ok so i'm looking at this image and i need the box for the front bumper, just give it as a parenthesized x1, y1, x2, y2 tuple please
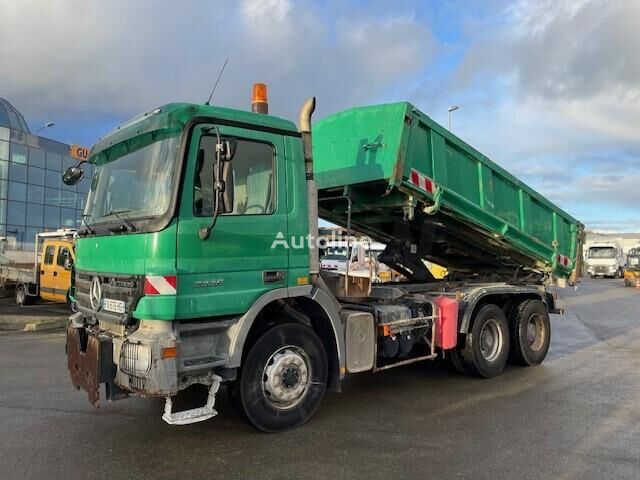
(66, 314, 179, 406)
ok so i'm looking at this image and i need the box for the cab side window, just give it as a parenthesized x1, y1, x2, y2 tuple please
(43, 245, 55, 265)
(57, 247, 70, 268)
(194, 136, 275, 216)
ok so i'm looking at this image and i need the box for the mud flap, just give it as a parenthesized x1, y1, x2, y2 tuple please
(67, 327, 102, 407)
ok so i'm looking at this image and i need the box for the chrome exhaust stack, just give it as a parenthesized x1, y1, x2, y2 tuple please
(299, 97, 319, 283)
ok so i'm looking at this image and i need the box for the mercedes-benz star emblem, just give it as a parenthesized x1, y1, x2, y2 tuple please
(90, 277, 102, 311)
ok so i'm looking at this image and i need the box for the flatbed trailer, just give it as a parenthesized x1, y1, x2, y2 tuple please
(63, 87, 582, 432)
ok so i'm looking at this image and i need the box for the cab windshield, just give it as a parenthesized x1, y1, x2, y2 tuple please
(628, 256, 640, 267)
(588, 247, 616, 259)
(84, 131, 180, 224)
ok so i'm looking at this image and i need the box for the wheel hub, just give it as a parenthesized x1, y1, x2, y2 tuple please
(262, 346, 310, 410)
(479, 319, 503, 362)
(527, 314, 545, 351)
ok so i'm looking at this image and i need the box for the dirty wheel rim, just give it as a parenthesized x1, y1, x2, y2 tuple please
(479, 319, 503, 362)
(526, 313, 546, 352)
(262, 346, 311, 410)
(16, 287, 25, 305)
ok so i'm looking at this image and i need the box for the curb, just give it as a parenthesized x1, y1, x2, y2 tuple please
(23, 318, 68, 332)
(0, 317, 68, 332)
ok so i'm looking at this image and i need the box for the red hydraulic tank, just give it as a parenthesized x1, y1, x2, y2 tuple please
(434, 296, 459, 349)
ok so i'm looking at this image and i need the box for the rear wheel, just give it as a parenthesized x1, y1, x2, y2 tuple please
(234, 323, 327, 432)
(446, 343, 473, 375)
(15, 284, 32, 306)
(465, 304, 510, 378)
(509, 300, 551, 366)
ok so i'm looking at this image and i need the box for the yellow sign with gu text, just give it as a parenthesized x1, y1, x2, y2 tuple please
(69, 144, 90, 161)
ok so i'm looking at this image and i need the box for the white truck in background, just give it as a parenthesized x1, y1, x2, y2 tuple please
(585, 242, 625, 278)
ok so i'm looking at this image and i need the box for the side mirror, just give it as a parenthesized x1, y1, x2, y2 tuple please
(64, 256, 74, 271)
(198, 137, 236, 240)
(62, 165, 84, 185)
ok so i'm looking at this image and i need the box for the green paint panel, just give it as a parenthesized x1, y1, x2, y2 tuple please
(313, 103, 410, 188)
(314, 102, 582, 278)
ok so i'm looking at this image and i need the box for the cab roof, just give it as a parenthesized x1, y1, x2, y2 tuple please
(90, 103, 298, 160)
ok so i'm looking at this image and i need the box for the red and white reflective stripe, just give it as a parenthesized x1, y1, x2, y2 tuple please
(409, 169, 436, 194)
(556, 254, 570, 267)
(144, 275, 177, 295)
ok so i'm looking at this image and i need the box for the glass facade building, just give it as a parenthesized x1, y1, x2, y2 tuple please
(0, 98, 92, 252)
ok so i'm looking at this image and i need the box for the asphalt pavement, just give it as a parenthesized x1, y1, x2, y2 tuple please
(0, 278, 638, 480)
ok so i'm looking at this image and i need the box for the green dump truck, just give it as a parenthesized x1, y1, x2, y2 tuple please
(64, 88, 583, 432)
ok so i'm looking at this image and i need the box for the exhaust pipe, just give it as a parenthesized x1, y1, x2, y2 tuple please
(299, 97, 319, 282)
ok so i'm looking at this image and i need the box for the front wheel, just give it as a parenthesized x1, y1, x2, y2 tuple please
(234, 323, 327, 432)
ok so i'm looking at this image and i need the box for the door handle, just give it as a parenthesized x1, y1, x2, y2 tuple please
(263, 271, 285, 283)
(53, 271, 58, 277)
(40, 270, 45, 275)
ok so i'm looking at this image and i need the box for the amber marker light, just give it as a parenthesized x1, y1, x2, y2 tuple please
(252, 82, 269, 114)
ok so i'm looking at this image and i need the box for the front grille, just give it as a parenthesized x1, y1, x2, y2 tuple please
(594, 266, 608, 274)
(76, 271, 144, 326)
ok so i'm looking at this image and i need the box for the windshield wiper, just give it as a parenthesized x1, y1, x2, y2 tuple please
(80, 214, 95, 236)
(105, 209, 137, 233)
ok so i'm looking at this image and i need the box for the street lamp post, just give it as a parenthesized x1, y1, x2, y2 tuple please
(36, 122, 55, 136)
(447, 105, 459, 131)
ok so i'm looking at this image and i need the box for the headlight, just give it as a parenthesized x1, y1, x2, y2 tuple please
(120, 342, 152, 376)
(609, 266, 617, 271)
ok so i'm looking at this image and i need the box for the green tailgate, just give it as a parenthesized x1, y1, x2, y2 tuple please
(313, 102, 582, 280)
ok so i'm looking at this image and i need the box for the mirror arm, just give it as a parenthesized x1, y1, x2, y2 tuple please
(199, 127, 224, 240)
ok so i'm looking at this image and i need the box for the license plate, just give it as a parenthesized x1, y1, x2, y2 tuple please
(103, 298, 126, 314)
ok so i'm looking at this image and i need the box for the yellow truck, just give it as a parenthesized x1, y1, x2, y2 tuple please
(0, 230, 76, 307)
(624, 248, 640, 287)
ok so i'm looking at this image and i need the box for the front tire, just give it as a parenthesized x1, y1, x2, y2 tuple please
(235, 323, 327, 432)
(509, 300, 551, 366)
(464, 304, 510, 378)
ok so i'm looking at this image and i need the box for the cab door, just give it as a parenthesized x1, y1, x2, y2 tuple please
(176, 123, 289, 319)
(39, 242, 58, 301)
(54, 243, 73, 301)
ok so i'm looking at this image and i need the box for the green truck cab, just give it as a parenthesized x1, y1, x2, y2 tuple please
(65, 91, 582, 431)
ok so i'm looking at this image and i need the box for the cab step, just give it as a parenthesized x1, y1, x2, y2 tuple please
(162, 375, 222, 425)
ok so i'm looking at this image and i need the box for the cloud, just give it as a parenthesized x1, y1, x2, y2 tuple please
(0, 0, 436, 125)
(425, 0, 640, 231)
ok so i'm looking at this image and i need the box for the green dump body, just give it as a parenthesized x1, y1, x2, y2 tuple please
(313, 102, 583, 281)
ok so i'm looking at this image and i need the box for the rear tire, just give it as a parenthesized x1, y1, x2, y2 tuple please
(509, 300, 551, 366)
(235, 323, 327, 432)
(15, 284, 32, 306)
(446, 343, 473, 376)
(464, 304, 510, 378)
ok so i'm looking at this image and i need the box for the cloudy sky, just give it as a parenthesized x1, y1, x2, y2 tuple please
(1, 0, 638, 232)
